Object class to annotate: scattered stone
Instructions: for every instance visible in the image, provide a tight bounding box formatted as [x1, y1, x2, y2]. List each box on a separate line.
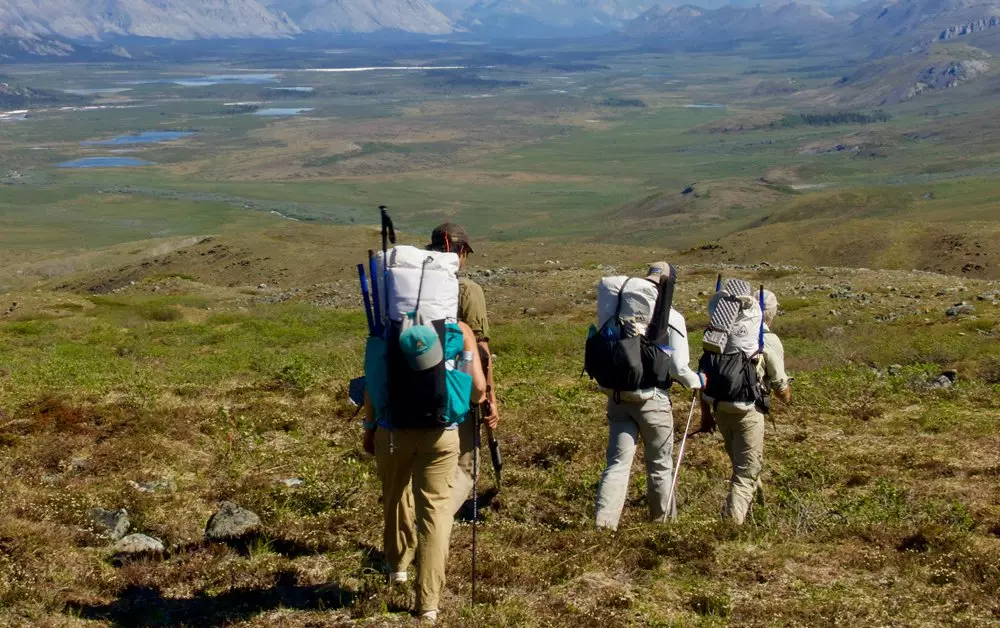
[205, 502, 261, 541]
[129, 478, 177, 493]
[91, 508, 130, 540]
[930, 375, 953, 389]
[280, 477, 304, 488]
[945, 302, 975, 317]
[113, 533, 164, 555]
[888, 364, 903, 376]
[258, 283, 267, 290]
[523, 307, 539, 316]
[977, 291, 1000, 303]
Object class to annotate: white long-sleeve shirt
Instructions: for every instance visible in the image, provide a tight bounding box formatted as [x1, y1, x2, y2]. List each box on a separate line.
[659, 308, 703, 390]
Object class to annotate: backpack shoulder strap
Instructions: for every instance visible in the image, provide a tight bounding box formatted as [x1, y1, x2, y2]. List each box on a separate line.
[615, 278, 635, 318]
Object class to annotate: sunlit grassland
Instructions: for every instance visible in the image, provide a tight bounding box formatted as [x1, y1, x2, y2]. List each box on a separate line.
[0, 264, 998, 625]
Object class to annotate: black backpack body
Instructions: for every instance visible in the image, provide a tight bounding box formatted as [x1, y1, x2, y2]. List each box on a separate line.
[699, 277, 770, 414]
[586, 275, 677, 400]
[386, 318, 451, 430]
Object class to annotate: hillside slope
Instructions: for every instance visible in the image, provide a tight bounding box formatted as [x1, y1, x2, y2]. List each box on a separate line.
[0, 222, 998, 625]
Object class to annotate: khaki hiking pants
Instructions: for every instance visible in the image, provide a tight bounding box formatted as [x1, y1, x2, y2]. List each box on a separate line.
[714, 405, 765, 525]
[449, 417, 478, 515]
[375, 427, 459, 613]
[594, 390, 676, 530]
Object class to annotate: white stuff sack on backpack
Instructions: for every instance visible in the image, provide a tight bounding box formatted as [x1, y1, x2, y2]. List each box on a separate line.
[704, 278, 762, 355]
[377, 245, 460, 323]
[596, 276, 658, 335]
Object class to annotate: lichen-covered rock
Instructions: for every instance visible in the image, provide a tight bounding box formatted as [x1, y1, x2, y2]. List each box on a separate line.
[205, 502, 261, 541]
[91, 508, 130, 540]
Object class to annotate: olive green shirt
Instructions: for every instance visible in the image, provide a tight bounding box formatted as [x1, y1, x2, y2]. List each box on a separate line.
[458, 277, 490, 342]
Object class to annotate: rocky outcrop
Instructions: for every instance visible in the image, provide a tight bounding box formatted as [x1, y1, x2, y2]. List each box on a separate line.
[887, 59, 991, 103]
[939, 15, 1000, 40]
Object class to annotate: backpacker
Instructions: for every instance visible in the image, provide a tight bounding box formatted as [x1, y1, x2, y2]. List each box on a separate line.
[585, 275, 676, 402]
[371, 244, 472, 429]
[698, 276, 769, 412]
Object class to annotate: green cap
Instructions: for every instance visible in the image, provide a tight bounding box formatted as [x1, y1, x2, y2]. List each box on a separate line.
[399, 324, 443, 371]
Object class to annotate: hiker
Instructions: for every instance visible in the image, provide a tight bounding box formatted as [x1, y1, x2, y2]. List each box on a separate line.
[361, 238, 487, 623]
[591, 262, 705, 530]
[700, 287, 790, 525]
[425, 223, 500, 516]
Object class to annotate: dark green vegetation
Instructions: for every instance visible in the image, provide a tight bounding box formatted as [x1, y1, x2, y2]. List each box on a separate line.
[0, 246, 998, 625]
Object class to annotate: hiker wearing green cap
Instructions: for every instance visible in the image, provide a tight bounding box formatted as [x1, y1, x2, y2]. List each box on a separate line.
[427, 223, 500, 516]
[700, 288, 790, 525]
[364, 320, 486, 623]
[593, 262, 705, 530]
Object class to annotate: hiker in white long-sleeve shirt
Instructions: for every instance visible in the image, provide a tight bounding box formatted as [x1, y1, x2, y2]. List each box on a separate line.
[594, 262, 704, 530]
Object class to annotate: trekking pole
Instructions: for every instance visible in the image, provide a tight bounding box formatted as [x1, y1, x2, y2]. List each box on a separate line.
[472, 407, 480, 605]
[668, 390, 699, 519]
[357, 263, 375, 336]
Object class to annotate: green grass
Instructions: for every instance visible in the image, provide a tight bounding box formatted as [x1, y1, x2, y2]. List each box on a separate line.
[1, 263, 999, 625]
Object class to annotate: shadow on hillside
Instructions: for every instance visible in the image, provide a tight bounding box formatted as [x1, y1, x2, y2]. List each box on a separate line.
[67, 575, 356, 626]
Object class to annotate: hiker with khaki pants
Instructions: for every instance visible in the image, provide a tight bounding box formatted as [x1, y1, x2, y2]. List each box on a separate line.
[424, 223, 500, 516]
[364, 315, 486, 621]
[701, 289, 790, 525]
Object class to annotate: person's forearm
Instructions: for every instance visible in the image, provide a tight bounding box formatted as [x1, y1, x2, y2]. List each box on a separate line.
[478, 340, 494, 392]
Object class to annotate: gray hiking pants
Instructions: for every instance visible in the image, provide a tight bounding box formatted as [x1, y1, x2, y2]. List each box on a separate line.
[715, 405, 765, 525]
[594, 390, 676, 530]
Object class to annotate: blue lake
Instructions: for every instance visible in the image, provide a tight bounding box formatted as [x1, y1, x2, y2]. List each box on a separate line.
[58, 157, 156, 169]
[81, 131, 197, 146]
[128, 74, 279, 87]
[253, 108, 314, 116]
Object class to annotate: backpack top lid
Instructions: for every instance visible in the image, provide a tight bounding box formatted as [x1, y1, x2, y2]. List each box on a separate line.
[398, 316, 444, 371]
[597, 276, 658, 334]
[704, 278, 764, 356]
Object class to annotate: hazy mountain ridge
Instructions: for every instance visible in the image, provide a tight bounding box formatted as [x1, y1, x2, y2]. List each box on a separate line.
[264, 0, 453, 34]
[624, 1, 843, 41]
[459, 0, 653, 34]
[0, 0, 455, 51]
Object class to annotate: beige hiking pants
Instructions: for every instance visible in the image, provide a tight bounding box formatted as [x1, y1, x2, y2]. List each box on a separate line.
[375, 427, 459, 613]
[714, 405, 765, 525]
[594, 390, 676, 530]
[449, 417, 479, 515]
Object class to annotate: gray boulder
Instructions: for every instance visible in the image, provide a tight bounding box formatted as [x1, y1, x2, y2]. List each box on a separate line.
[205, 502, 261, 541]
[945, 302, 975, 317]
[113, 533, 164, 555]
[91, 508, 130, 540]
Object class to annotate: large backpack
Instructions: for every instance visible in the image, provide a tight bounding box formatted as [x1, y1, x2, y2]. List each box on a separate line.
[698, 277, 769, 412]
[372, 245, 472, 429]
[585, 275, 676, 402]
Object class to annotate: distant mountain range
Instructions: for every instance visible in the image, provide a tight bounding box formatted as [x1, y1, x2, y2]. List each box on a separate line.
[3, 0, 1000, 59]
[625, 0, 1000, 50]
[0, 0, 454, 53]
[458, 0, 653, 34]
